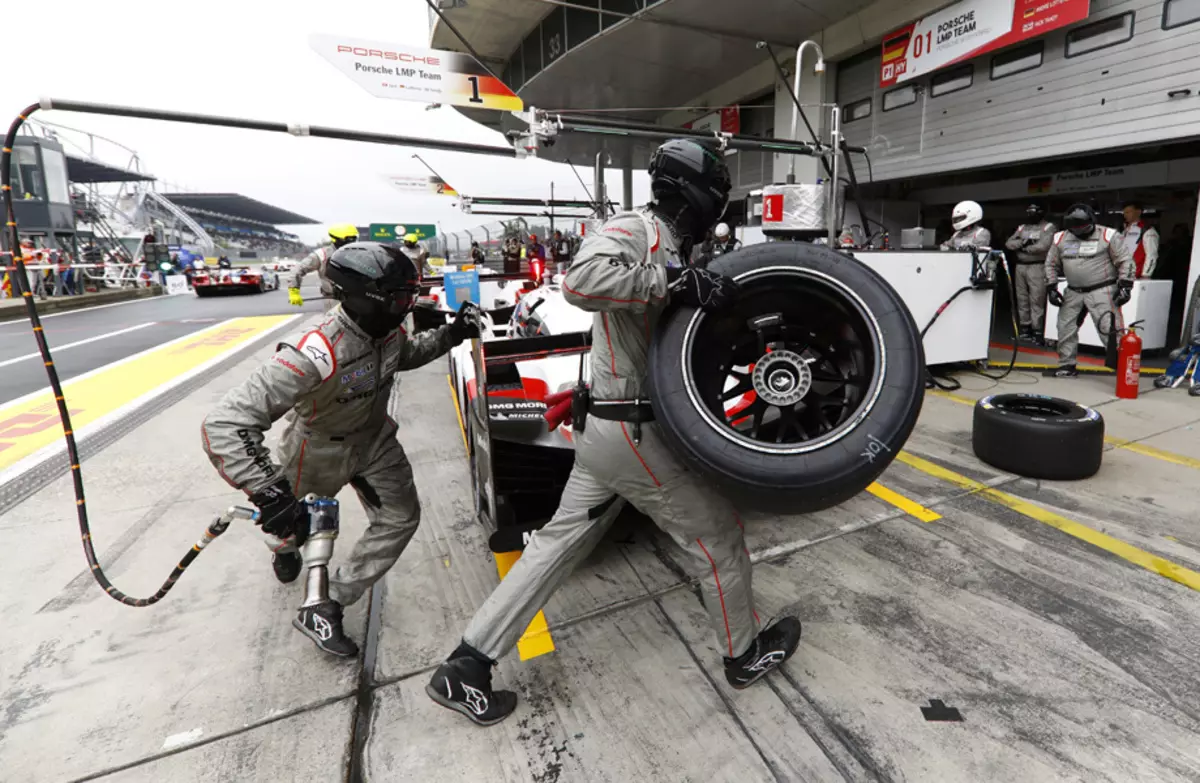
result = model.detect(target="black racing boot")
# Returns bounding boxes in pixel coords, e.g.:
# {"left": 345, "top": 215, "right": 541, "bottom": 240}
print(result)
{"left": 427, "top": 642, "right": 518, "bottom": 726}
{"left": 1043, "top": 364, "right": 1078, "bottom": 378}
{"left": 1018, "top": 326, "right": 1034, "bottom": 343}
{"left": 293, "top": 600, "right": 359, "bottom": 658}
{"left": 724, "top": 616, "right": 802, "bottom": 690}
{"left": 272, "top": 552, "right": 302, "bottom": 584}
{"left": 1190, "top": 383, "right": 1200, "bottom": 397}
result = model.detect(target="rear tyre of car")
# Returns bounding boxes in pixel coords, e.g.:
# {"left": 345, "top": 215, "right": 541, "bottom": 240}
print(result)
{"left": 194, "top": 287, "right": 210, "bottom": 298}
{"left": 648, "top": 241, "right": 925, "bottom": 513}
{"left": 972, "top": 394, "right": 1104, "bottom": 480}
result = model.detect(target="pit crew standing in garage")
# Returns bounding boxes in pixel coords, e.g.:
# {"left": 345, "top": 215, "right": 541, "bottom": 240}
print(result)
{"left": 940, "top": 200, "right": 991, "bottom": 251}
{"left": 203, "top": 242, "right": 481, "bottom": 657}
{"left": 1043, "top": 203, "right": 1135, "bottom": 378}
{"left": 287, "top": 223, "right": 358, "bottom": 309}
{"left": 1118, "top": 201, "right": 1160, "bottom": 280}
{"left": 1005, "top": 204, "right": 1057, "bottom": 344}
{"left": 428, "top": 138, "right": 802, "bottom": 726}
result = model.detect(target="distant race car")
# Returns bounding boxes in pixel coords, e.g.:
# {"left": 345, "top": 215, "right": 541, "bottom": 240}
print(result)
{"left": 261, "top": 260, "right": 297, "bottom": 273}
{"left": 192, "top": 266, "right": 280, "bottom": 297}
{"left": 413, "top": 267, "right": 539, "bottom": 334}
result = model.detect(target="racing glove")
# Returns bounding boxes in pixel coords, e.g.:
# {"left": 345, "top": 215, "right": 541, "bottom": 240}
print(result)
{"left": 250, "top": 481, "right": 307, "bottom": 544}
{"left": 449, "top": 301, "right": 483, "bottom": 345}
{"left": 667, "top": 266, "right": 737, "bottom": 313}
{"left": 1114, "top": 279, "right": 1133, "bottom": 307}
{"left": 1046, "top": 289, "right": 1064, "bottom": 308}
{"left": 287, "top": 288, "right": 304, "bottom": 307}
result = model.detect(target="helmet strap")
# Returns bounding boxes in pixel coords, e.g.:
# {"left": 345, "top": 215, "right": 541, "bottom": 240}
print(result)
{"left": 651, "top": 196, "right": 700, "bottom": 254}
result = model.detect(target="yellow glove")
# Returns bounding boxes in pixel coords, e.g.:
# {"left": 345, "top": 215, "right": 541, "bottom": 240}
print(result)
{"left": 287, "top": 288, "right": 304, "bottom": 306}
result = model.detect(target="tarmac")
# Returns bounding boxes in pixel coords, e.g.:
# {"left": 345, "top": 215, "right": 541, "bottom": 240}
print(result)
{"left": 2, "top": 294, "right": 1199, "bottom": 782}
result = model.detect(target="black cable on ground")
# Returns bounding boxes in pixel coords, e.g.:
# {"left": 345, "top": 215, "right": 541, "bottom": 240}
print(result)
{"left": 2, "top": 104, "right": 242, "bottom": 606}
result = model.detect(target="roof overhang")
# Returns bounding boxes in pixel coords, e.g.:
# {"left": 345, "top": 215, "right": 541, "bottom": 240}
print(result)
{"left": 161, "top": 193, "right": 318, "bottom": 226}
{"left": 65, "top": 155, "right": 155, "bottom": 184}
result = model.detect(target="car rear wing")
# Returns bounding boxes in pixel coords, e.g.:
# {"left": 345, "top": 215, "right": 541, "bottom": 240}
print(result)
{"left": 468, "top": 330, "right": 592, "bottom": 421}
{"left": 419, "top": 271, "right": 533, "bottom": 295}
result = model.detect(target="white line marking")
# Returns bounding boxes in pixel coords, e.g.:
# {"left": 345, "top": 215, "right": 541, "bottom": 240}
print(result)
{"left": 0, "top": 314, "right": 301, "bottom": 486}
{"left": 0, "top": 295, "right": 163, "bottom": 327}
{"left": 0, "top": 323, "right": 157, "bottom": 368}
{"left": 162, "top": 728, "right": 204, "bottom": 750}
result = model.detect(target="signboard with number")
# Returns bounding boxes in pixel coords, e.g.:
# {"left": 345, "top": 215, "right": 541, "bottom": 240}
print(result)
{"left": 310, "top": 34, "right": 523, "bottom": 111}
{"left": 386, "top": 176, "right": 460, "bottom": 197}
{"left": 879, "top": 0, "right": 1090, "bottom": 87}
{"left": 368, "top": 223, "right": 438, "bottom": 242}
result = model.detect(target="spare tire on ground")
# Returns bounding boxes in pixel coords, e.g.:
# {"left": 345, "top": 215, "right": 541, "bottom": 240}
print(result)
{"left": 648, "top": 241, "right": 925, "bottom": 513}
{"left": 972, "top": 393, "right": 1104, "bottom": 480}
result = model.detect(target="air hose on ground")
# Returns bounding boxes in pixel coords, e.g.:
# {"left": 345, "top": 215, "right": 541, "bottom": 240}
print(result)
{"left": 2, "top": 103, "right": 257, "bottom": 606}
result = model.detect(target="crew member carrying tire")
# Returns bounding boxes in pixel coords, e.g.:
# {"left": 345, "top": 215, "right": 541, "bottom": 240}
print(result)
{"left": 287, "top": 223, "right": 358, "bottom": 308}
{"left": 202, "top": 242, "right": 481, "bottom": 657}
{"left": 1043, "top": 204, "right": 1134, "bottom": 378}
{"left": 427, "top": 138, "right": 802, "bottom": 726}
{"left": 1005, "top": 204, "right": 1056, "bottom": 344}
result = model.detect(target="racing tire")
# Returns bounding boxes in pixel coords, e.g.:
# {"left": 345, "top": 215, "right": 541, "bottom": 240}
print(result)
{"left": 648, "top": 241, "right": 925, "bottom": 513}
{"left": 972, "top": 393, "right": 1104, "bottom": 480}
{"left": 194, "top": 287, "right": 211, "bottom": 298}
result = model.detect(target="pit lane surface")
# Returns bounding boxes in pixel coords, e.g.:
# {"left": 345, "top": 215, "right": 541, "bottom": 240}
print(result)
{"left": 0, "top": 282, "right": 328, "bottom": 403}
{"left": 2, "top": 330, "right": 1200, "bottom": 781}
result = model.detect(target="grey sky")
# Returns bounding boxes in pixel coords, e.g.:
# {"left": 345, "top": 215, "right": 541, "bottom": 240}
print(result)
{"left": 2, "top": 0, "right": 650, "bottom": 243}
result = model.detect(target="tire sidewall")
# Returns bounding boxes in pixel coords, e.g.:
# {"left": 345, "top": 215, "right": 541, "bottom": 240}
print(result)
{"left": 649, "top": 242, "right": 926, "bottom": 510}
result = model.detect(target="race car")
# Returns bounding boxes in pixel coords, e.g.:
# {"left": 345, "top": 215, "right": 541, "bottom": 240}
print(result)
{"left": 192, "top": 265, "right": 280, "bottom": 297}
{"left": 448, "top": 283, "right": 593, "bottom": 544}
{"left": 413, "top": 267, "right": 539, "bottom": 334}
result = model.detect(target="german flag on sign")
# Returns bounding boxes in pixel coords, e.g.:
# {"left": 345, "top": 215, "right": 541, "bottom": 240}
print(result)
{"left": 883, "top": 30, "right": 911, "bottom": 63}
{"left": 1028, "top": 176, "right": 1053, "bottom": 195}
{"left": 1024, "top": 7, "right": 1036, "bottom": 18}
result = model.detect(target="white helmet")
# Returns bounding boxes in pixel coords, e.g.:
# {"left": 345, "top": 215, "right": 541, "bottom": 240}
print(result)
{"left": 951, "top": 201, "right": 983, "bottom": 231}
{"left": 714, "top": 222, "right": 731, "bottom": 240}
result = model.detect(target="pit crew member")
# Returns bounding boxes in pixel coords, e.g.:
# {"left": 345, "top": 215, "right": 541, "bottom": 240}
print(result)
{"left": 287, "top": 223, "right": 359, "bottom": 307}
{"left": 1005, "top": 204, "right": 1056, "bottom": 343}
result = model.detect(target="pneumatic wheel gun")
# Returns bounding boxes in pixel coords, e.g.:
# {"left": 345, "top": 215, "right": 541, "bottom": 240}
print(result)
{"left": 261, "top": 494, "right": 340, "bottom": 607}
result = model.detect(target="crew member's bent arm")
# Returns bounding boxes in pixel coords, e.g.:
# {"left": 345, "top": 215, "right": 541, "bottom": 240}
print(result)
{"left": 397, "top": 324, "right": 456, "bottom": 371}
{"left": 1142, "top": 228, "right": 1160, "bottom": 277}
{"left": 562, "top": 213, "right": 667, "bottom": 314}
{"left": 1044, "top": 237, "right": 1063, "bottom": 286}
{"left": 1107, "top": 228, "right": 1136, "bottom": 281}
{"left": 1029, "top": 223, "right": 1056, "bottom": 257}
{"left": 1005, "top": 230, "right": 1024, "bottom": 251}
{"left": 286, "top": 249, "right": 323, "bottom": 290}
{"left": 201, "top": 347, "right": 321, "bottom": 494}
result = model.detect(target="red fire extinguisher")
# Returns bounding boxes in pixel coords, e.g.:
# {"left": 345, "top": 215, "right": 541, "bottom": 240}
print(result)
{"left": 1116, "top": 320, "right": 1145, "bottom": 399}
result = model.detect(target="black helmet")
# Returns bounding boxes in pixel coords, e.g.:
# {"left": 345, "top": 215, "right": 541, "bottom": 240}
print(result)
{"left": 1025, "top": 204, "right": 1046, "bottom": 222}
{"left": 326, "top": 241, "right": 421, "bottom": 336}
{"left": 1063, "top": 204, "right": 1096, "bottom": 239}
{"left": 649, "top": 138, "right": 732, "bottom": 234}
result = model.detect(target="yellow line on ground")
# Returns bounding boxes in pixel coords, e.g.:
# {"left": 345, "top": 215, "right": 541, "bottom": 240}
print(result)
{"left": 928, "top": 389, "right": 974, "bottom": 406}
{"left": 446, "top": 374, "right": 470, "bottom": 458}
{"left": 1106, "top": 437, "right": 1200, "bottom": 471}
{"left": 1008, "top": 361, "right": 1165, "bottom": 375}
{"left": 896, "top": 451, "right": 1200, "bottom": 592}
{"left": 493, "top": 551, "right": 556, "bottom": 661}
{"left": 866, "top": 482, "right": 941, "bottom": 522}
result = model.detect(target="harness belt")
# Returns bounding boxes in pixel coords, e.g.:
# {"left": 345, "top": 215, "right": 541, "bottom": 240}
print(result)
{"left": 588, "top": 399, "right": 656, "bottom": 424}
{"left": 1068, "top": 278, "right": 1117, "bottom": 294}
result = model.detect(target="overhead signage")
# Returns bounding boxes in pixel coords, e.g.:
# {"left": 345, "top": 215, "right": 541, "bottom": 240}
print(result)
{"left": 880, "top": 0, "right": 1090, "bottom": 87}
{"left": 684, "top": 106, "right": 741, "bottom": 135}
{"left": 385, "top": 175, "right": 459, "bottom": 197}
{"left": 310, "top": 34, "right": 523, "bottom": 111}
{"left": 367, "top": 223, "right": 438, "bottom": 242}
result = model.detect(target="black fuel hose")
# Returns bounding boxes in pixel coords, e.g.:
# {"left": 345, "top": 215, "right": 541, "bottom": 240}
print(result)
{"left": 2, "top": 103, "right": 251, "bottom": 606}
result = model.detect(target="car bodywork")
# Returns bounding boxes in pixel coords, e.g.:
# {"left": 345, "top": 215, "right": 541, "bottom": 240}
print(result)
{"left": 413, "top": 268, "right": 538, "bottom": 333}
{"left": 192, "top": 266, "right": 279, "bottom": 296}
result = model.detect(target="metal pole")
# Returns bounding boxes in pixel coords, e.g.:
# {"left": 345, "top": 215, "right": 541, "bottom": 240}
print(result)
{"left": 550, "top": 182, "right": 555, "bottom": 234}
{"left": 412, "top": 153, "right": 455, "bottom": 191}
{"left": 788, "top": 40, "right": 826, "bottom": 184}
{"left": 423, "top": 0, "right": 505, "bottom": 84}
{"left": 827, "top": 106, "right": 842, "bottom": 246}
{"left": 622, "top": 162, "right": 634, "bottom": 211}
{"left": 595, "top": 151, "right": 611, "bottom": 219}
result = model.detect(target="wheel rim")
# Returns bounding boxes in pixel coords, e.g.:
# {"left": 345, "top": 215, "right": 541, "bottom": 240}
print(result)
{"left": 680, "top": 265, "right": 887, "bottom": 456}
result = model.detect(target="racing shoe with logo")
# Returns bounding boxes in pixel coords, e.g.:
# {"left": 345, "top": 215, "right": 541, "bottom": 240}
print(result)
{"left": 426, "top": 647, "right": 518, "bottom": 726}
{"left": 724, "top": 616, "right": 802, "bottom": 690}
{"left": 272, "top": 551, "right": 302, "bottom": 583}
{"left": 293, "top": 600, "right": 359, "bottom": 658}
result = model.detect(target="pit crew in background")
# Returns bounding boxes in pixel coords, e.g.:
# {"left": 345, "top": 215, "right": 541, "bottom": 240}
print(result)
{"left": 1118, "top": 201, "right": 1159, "bottom": 279}
{"left": 470, "top": 241, "right": 486, "bottom": 267}
{"left": 287, "top": 223, "right": 358, "bottom": 308}
{"left": 714, "top": 222, "right": 741, "bottom": 256}
{"left": 427, "top": 138, "right": 802, "bottom": 726}
{"left": 502, "top": 235, "right": 521, "bottom": 274}
{"left": 1043, "top": 203, "right": 1134, "bottom": 378}
{"left": 551, "top": 229, "right": 572, "bottom": 272}
{"left": 1005, "top": 204, "right": 1057, "bottom": 344}
{"left": 401, "top": 233, "right": 433, "bottom": 277}
{"left": 202, "top": 242, "right": 482, "bottom": 657}
{"left": 940, "top": 200, "right": 991, "bottom": 251}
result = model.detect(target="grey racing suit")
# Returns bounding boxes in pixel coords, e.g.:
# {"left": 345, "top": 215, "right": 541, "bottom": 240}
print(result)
{"left": 940, "top": 225, "right": 991, "bottom": 251}
{"left": 1005, "top": 221, "right": 1056, "bottom": 333}
{"left": 287, "top": 245, "right": 335, "bottom": 310}
{"left": 461, "top": 208, "right": 759, "bottom": 662}
{"left": 202, "top": 306, "right": 456, "bottom": 606}
{"left": 402, "top": 245, "right": 433, "bottom": 277}
{"left": 1045, "top": 226, "right": 1135, "bottom": 367}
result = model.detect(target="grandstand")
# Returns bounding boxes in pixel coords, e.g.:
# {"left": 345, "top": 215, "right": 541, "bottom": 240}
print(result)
{"left": 163, "top": 193, "right": 315, "bottom": 258}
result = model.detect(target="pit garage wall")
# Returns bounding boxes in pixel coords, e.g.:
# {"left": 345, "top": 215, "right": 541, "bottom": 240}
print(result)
{"left": 835, "top": 0, "right": 1200, "bottom": 183}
